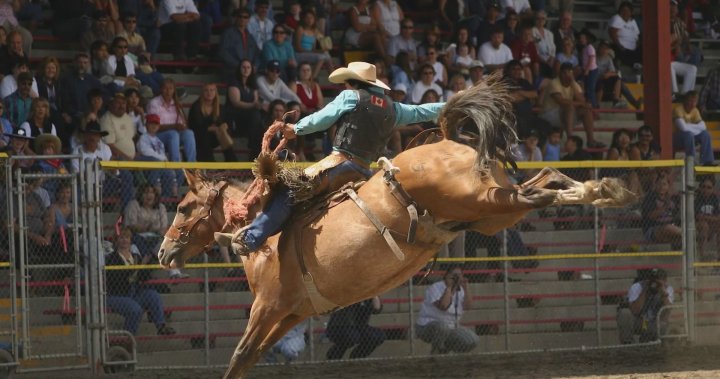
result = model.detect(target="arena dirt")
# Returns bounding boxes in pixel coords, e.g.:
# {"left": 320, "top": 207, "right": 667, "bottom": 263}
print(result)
{"left": 15, "top": 345, "right": 720, "bottom": 378}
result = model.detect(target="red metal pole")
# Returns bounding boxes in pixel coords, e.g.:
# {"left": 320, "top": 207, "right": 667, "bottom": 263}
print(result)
{"left": 642, "top": 0, "right": 672, "bottom": 158}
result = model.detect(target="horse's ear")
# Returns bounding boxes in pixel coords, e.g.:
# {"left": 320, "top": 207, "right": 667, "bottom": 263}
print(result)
{"left": 184, "top": 169, "right": 200, "bottom": 192}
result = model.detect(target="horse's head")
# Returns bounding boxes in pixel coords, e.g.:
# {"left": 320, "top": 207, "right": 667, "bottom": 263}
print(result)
{"left": 158, "top": 170, "right": 247, "bottom": 268}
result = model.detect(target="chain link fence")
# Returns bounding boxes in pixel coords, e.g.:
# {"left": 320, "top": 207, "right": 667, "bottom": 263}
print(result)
{"left": 2, "top": 158, "right": 715, "bottom": 375}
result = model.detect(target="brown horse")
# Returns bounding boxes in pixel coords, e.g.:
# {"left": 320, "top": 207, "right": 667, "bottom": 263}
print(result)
{"left": 157, "top": 80, "right": 635, "bottom": 379}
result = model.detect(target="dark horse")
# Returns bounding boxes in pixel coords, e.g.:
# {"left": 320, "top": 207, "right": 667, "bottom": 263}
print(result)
{"left": 157, "top": 78, "right": 635, "bottom": 378}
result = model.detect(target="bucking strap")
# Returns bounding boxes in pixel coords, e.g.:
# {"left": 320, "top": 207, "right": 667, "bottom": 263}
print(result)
{"left": 344, "top": 188, "right": 405, "bottom": 261}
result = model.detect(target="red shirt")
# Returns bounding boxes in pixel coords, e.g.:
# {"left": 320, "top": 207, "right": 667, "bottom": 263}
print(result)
{"left": 510, "top": 39, "right": 540, "bottom": 64}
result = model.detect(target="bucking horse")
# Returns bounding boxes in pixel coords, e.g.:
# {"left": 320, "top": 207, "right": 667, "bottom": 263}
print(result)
{"left": 157, "top": 77, "right": 636, "bottom": 378}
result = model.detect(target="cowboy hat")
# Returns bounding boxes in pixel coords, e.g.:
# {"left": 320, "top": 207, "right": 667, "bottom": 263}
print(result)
{"left": 35, "top": 133, "right": 62, "bottom": 153}
{"left": 4, "top": 128, "right": 34, "bottom": 140}
{"left": 329, "top": 62, "right": 391, "bottom": 91}
{"left": 82, "top": 121, "right": 110, "bottom": 136}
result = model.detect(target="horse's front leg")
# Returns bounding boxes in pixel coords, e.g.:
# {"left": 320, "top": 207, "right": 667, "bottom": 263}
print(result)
{"left": 556, "top": 177, "right": 638, "bottom": 207}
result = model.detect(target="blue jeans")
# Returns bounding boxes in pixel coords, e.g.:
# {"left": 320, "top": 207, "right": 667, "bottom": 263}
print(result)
{"left": 326, "top": 325, "right": 385, "bottom": 360}
{"left": 157, "top": 129, "right": 197, "bottom": 183}
{"left": 242, "top": 160, "right": 373, "bottom": 250}
{"left": 584, "top": 69, "right": 599, "bottom": 108}
{"left": 134, "top": 70, "right": 164, "bottom": 95}
{"left": 673, "top": 130, "right": 714, "bottom": 165}
{"left": 136, "top": 155, "right": 176, "bottom": 198}
{"left": 106, "top": 287, "right": 166, "bottom": 335}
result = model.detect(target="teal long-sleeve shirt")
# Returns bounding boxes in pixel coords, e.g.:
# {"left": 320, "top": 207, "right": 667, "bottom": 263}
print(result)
{"left": 293, "top": 88, "right": 445, "bottom": 136}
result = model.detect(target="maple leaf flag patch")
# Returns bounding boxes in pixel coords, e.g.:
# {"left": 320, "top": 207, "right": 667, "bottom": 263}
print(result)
{"left": 370, "top": 95, "right": 386, "bottom": 108}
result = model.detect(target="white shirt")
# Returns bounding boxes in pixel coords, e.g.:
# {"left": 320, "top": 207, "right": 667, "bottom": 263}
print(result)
{"left": 158, "top": 0, "right": 199, "bottom": 26}
{"left": 609, "top": 14, "right": 640, "bottom": 50}
{"left": 500, "top": 0, "right": 531, "bottom": 19}
{"left": 478, "top": 42, "right": 513, "bottom": 66}
{"left": 136, "top": 133, "right": 168, "bottom": 161}
{"left": 410, "top": 81, "right": 444, "bottom": 104}
{"left": 387, "top": 35, "right": 419, "bottom": 58}
{"left": 256, "top": 75, "right": 302, "bottom": 104}
{"left": 105, "top": 55, "right": 136, "bottom": 88}
{"left": 417, "top": 280, "right": 465, "bottom": 328}
{"left": 532, "top": 27, "right": 556, "bottom": 62}
{"left": 19, "top": 121, "right": 57, "bottom": 137}
{"left": 0, "top": 75, "right": 39, "bottom": 99}
{"left": 431, "top": 61, "right": 446, "bottom": 86}
{"left": 627, "top": 281, "right": 675, "bottom": 304}
{"left": 376, "top": 0, "right": 402, "bottom": 37}
{"left": 248, "top": 15, "right": 274, "bottom": 50}
{"left": 71, "top": 142, "right": 113, "bottom": 183}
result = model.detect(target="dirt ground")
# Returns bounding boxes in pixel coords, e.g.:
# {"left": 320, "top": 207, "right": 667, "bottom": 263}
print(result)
{"left": 15, "top": 345, "right": 720, "bottom": 379}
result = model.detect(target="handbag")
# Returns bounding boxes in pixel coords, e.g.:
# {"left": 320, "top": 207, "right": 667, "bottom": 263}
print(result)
{"left": 319, "top": 36, "right": 333, "bottom": 51}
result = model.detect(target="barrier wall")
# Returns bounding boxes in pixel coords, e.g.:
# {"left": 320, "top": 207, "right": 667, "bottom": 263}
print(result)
{"left": 1, "top": 158, "right": 717, "bottom": 375}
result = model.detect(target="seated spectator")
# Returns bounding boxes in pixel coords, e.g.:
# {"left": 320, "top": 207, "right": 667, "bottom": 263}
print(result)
{"left": 554, "top": 36, "right": 579, "bottom": 78}
{"left": 91, "top": 0, "right": 122, "bottom": 35}
{"left": 257, "top": 60, "right": 303, "bottom": 108}
{"left": 46, "top": 183, "right": 74, "bottom": 259}
{"left": 561, "top": 135, "right": 592, "bottom": 182}
{"left": 0, "top": 128, "right": 33, "bottom": 171}
{"left": 78, "top": 88, "right": 106, "bottom": 145}
{"left": 60, "top": 53, "right": 103, "bottom": 131}
{"left": 389, "top": 51, "right": 414, "bottom": 90}
{"left": 326, "top": 296, "right": 385, "bottom": 360}
{"left": 226, "top": 60, "right": 264, "bottom": 161}
{"left": 416, "top": 266, "right": 479, "bottom": 354}
{"left": 36, "top": 56, "right": 72, "bottom": 150}
{"left": 449, "top": 43, "right": 475, "bottom": 77}
{"left": 89, "top": 40, "right": 112, "bottom": 81}
{"left": 1, "top": 58, "right": 38, "bottom": 100}
{"left": 501, "top": 0, "right": 532, "bottom": 20}
{"left": 81, "top": 10, "right": 116, "bottom": 51}
{"left": 117, "top": 0, "right": 161, "bottom": 57}
{"left": 3, "top": 71, "right": 33, "bottom": 127}
{"left": 20, "top": 98, "right": 57, "bottom": 144}
{"left": 671, "top": 0, "right": 702, "bottom": 67}
{"left": 695, "top": 176, "right": 720, "bottom": 261}
{"left": 248, "top": 0, "right": 274, "bottom": 50}
{"left": 500, "top": 10, "right": 520, "bottom": 45}
{"left": 543, "top": 127, "right": 562, "bottom": 161}
{"left": 476, "top": 1, "right": 501, "bottom": 47}
{"left": 290, "top": 62, "right": 325, "bottom": 114}
{"left": 630, "top": 125, "right": 661, "bottom": 161}
{"left": 438, "top": 0, "right": 463, "bottom": 31}
{"left": 264, "top": 321, "right": 308, "bottom": 363}
{"left": 118, "top": 11, "right": 148, "bottom": 59}
{"left": 538, "top": 62, "right": 604, "bottom": 148}
{"left": 22, "top": 171, "right": 60, "bottom": 268}
{"left": 672, "top": 91, "right": 715, "bottom": 166}
{"left": 34, "top": 134, "right": 68, "bottom": 199}
{"left": 641, "top": 174, "right": 682, "bottom": 247}
{"left": 511, "top": 128, "right": 542, "bottom": 182}
{"left": 146, "top": 78, "right": 197, "bottom": 184}
{"left": 71, "top": 120, "right": 135, "bottom": 209}
{"left": 189, "top": 83, "right": 236, "bottom": 162}
{"left": 671, "top": 59, "right": 697, "bottom": 100}
{"left": 124, "top": 87, "right": 145, "bottom": 134}
{"left": 49, "top": 0, "right": 93, "bottom": 41}
{"left": 505, "top": 59, "right": 543, "bottom": 137}
{"left": 387, "top": 18, "right": 418, "bottom": 67}
{"left": 375, "top": 0, "right": 402, "bottom": 41}
{"left": 282, "top": 0, "right": 302, "bottom": 31}
{"left": 596, "top": 41, "right": 642, "bottom": 109}
{"left": 219, "top": 8, "right": 261, "bottom": 82}
{"left": 158, "top": 0, "right": 201, "bottom": 60}
{"left": 478, "top": 27, "right": 514, "bottom": 73}
{"left": 608, "top": 1, "right": 641, "bottom": 68}
{"left": 410, "top": 64, "right": 444, "bottom": 104}
{"left": 605, "top": 128, "right": 642, "bottom": 195}
{"left": 510, "top": 25, "right": 540, "bottom": 85}
{"left": 294, "top": 9, "right": 334, "bottom": 79}
{"left": 551, "top": 10, "right": 576, "bottom": 49}
{"left": 135, "top": 114, "right": 176, "bottom": 197}
{"left": 263, "top": 25, "right": 297, "bottom": 82}
{"left": 104, "top": 36, "right": 143, "bottom": 92}
{"left": 0, "top": 2, "right": 33, "bottom": 56}
{"left": 0, "top": 30, "right": 28, "bottom": 77}
{"left": 417, "top": 26, "right": 441, "bottom": 67}
{"left": 345, "top": 0, "right": 386, "bottom": 60}
{"left": 532, "top": 10, "right": 556, "bottom": 74}
{"left": 698, "top": 65, "right": 720, "bottom": 115}
{"left": 444, "top": 73, "right": 468, "bottom": 100}
{"left": 0, "top": 96, "right": 12, "bottom": 147}
{"left": 105, "top": 227, "right": 177, "bottom": 336}
{"left": 467, "top": 60, "right": 485, "bottom": 86}
{"left": 424, "top": 46, "right": 448, "bottom": 88}
{"left": 616, "top": 268, "right": 673, "bottom": 343}
{"left": 100, "top": 92, "right": 136, "bottom": 161}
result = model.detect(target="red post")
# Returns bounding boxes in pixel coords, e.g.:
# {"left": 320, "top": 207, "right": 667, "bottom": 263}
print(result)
{"left": 642, "top": 0, "right": 672, "bottom": 158}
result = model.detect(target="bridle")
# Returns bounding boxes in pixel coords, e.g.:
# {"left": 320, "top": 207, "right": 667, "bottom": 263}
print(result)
{"left": 164, "top": 180, "right": 229, "bottom": 247}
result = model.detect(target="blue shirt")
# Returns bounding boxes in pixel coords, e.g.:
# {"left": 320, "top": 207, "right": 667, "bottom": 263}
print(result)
{"left": 294, "top": 88, "right": 445, "bottom": 136}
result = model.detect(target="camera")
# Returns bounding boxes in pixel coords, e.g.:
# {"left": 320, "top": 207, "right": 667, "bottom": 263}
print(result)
{"left": 451, "top": 274, "right": 461, "bottom": 289}
{"left": 646, "top": 269, "right": 663, "bottom": 295}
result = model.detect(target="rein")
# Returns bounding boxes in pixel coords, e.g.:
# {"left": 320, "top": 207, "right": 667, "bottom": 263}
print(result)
{"left": 165, "top": 180, "right": 229, "bottom": 250}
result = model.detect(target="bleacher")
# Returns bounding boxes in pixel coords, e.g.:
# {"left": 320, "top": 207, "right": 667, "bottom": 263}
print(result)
{"left": 3, "top": 0, "right": 720, "bottom": 371}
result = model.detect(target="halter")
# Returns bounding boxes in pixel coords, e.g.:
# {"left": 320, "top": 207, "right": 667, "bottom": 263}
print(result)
{"left": 165, "top": 180, "right": 229, "bottom": 247}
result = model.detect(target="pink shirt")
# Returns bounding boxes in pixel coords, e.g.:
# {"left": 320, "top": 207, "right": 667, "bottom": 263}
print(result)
{"left": 146, "top": 96, "right": 185, "bottom": 126}
{"left": 582, "top": 44, "right": 597, "bottom": 71}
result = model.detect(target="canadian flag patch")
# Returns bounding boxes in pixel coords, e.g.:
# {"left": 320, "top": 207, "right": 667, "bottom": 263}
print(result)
{"left": 370, "top": 95, "right": 386, "bottom": 108}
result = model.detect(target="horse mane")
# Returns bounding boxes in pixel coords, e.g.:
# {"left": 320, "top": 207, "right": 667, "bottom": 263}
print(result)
{"left": 438, "top": 72, "right": 518, "bottom": 172}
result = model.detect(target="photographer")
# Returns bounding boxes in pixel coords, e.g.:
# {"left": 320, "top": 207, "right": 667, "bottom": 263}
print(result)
{"left": 617, "top": 268, "right": 674, "bottom": 344}
{"left": 416, "top": 266, "right": 479, "bottom": 354}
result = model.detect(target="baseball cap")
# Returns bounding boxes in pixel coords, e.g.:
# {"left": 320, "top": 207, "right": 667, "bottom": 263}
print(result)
{"left": 266, "top": 60, "right": 281, "bottom": 72}
{"left": 469, "top": 60, "right": 484, "bottom": 69}
{"left": 392, "top": 83, "right": 407, "bottom": 94}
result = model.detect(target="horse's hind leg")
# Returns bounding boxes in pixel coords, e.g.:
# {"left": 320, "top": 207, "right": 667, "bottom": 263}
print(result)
{"left": 519, "top": 167, "right": 580, "bottom": 190}
{"left": 223, "top": 305, "right": 290, "bottom": 379}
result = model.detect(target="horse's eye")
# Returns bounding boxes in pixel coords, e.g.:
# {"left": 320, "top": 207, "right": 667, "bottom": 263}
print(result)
{"left": 177, "top": 206, "right": 186, "bottom": 214}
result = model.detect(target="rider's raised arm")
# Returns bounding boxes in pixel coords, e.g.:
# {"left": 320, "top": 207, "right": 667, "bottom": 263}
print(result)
{"left": 293, "top": 90, "right": 359, "bottom": 136}
{"left": 393, "top": 101, "right": 445, "bottom": 127}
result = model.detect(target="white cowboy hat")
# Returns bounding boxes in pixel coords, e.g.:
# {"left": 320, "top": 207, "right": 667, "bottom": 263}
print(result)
{"left": 329, "top": 62, "right": 391, "bottom": 91}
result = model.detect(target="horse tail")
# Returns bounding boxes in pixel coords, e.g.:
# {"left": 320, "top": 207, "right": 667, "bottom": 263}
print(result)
{"left": 438, "top": 71, "right": 518, "bottom": 171}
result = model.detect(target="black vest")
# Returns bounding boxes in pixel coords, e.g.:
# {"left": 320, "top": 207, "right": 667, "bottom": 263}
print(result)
{"left": 333, "top": 89, "right": 396, "bottom": 162}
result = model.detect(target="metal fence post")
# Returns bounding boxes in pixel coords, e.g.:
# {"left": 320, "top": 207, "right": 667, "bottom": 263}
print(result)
{"left": 593, "top": 167, "right": 601, "bottom": 346}
{"left": 85, "top": 159, "right": 103, "bottom": 374}
{"left": 502, "top": 229, "right": 509, "bottom": 350}
{"left": 684, "top": 157, "right": 696, "bottom": 343}
{"left": 408, "top": 278, "right": 415, "bottom": 356}
{"left": 203, "top": 253, "right": 210, "bottom": 367}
